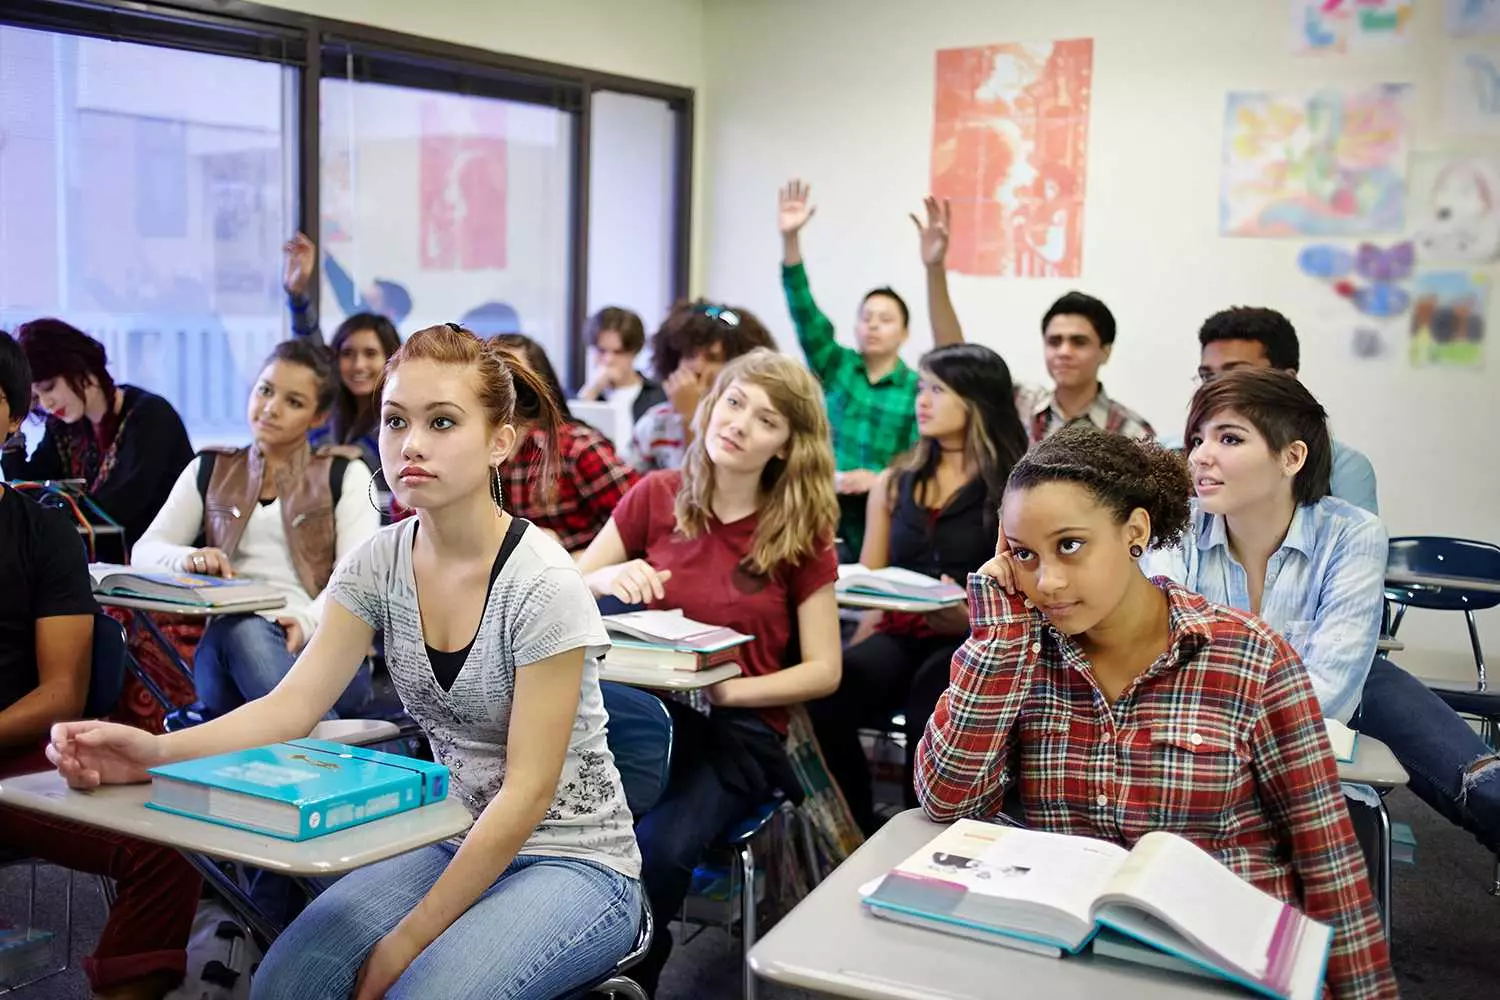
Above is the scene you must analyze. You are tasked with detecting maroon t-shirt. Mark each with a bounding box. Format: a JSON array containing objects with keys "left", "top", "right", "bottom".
[{"left": 610, "top": 470, "right": 838, "bottom": 733}]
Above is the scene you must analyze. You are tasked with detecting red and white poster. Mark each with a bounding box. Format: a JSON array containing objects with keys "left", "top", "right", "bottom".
[
  {"left": 419, "top": 98, "right": 509, "bottom": 271},
  {"left": 931, "top": 39, "right": 1093, "bottom": 278}
]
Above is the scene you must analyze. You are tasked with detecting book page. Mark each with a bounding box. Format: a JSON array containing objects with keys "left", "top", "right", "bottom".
[
  {"left": 1098, "top": 832, "right": 1284, "bottom": 979},
  {"left": 1324, "top": 719, "right": 1356, "bottom": 762},
  {"left": 602, "top": 609, "right": 698, "bottom": 641}
]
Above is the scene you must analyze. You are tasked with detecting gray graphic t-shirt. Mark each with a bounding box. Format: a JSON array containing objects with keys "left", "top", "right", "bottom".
[{"left": 327, "top": 517, "right": 641, "bottom": 879}]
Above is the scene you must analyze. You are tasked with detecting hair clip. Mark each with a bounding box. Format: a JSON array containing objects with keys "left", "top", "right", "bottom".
[{"left": 444, "top": 321, "right": 466, "bottom": 333}]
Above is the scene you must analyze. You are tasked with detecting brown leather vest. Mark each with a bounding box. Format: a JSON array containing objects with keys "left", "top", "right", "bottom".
[{"left": 202, "top": 445, "right": 338, "bottom": 598}]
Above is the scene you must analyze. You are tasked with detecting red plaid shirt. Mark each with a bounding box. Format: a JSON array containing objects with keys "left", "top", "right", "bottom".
[
  {"left": 503, "top": 423, "right": 638, "bottom": 552},
  {"left": 916, "top": 574, "right": 1395, "bottom": 1000}
]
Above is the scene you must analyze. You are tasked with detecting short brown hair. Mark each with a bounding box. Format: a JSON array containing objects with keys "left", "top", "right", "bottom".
[
  {"left": 1185, "top": 368, "right": 1331, "bottom": 506},
  {"left": 586, "top": 307, "right": 646, "bottom": 354}
]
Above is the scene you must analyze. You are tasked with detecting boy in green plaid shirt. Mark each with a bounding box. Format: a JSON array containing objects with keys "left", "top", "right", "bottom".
[{"left": 779, "top": 179, "right": 919, "bottom": 557}]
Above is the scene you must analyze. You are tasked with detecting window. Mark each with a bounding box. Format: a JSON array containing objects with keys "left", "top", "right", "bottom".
[{"left": 0, "top": 22, "right": 298, "bottom": 446}]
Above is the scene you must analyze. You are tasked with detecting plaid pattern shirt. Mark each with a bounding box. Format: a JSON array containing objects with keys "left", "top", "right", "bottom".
[
  {"left": 1014, "top": 381, "right": 1155, "bottom": 446},
  {"left": 503, "top": 423, "right": 639, "bottom": 552},
  {"left": 916, "top": 574, "right": 1396, "bottom": 999},
  {"left": 782, "top": 263, "right": 919, "bottom": 472}
]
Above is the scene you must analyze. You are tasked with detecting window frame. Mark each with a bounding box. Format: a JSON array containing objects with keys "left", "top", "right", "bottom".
[{"left": 0, "top": 0, "right": 695, "bottom": 386}]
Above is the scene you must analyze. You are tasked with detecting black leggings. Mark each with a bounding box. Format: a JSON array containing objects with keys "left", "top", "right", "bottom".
[{"left": 808, "top": 631, "right": 963, "bottom": 834}]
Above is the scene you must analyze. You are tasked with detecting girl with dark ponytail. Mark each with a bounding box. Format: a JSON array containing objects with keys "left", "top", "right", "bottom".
[{"left": 914, "top": 423, "right": 1396, "bottom": 999}]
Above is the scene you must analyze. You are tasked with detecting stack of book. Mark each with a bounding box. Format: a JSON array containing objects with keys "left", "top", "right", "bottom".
[
  {"left": 836, "top": 565, "right": 967, "bottom": 611},
  {"left": 146, "top": 739, "right": 450, "bottom": 841},
  {"left": 862, "top": 819, "right": 1332, "bottom": 1000},
  {"left": 601, "top": 610, "right": 753, "bottom": 672},
  {"left": 89, "top": 563, "right": 282, "bottom": 610}
]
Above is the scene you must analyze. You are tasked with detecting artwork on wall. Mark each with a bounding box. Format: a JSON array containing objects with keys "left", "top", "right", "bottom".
[
  {"left": 1410, "top": 153, "right": 1500, "bottom": 261},
  {"left": 1445, "top": 0, "right": 1500, "bottom": 37},
  {"left": 1292, "top": 0, "right": 1414, "bottom": 54},
  {"left": 1298, "top": 240, "right": 1415, "bottom": 315},
  {"left": 1221, "top": 85, "right": 1409, "bottom": 237},
  {"left": 930, "top": 38, "right": 1093, "bottom": 277},
  {"left": 1410, "top": 271, "right": 1489, "bottom": 367},
  {"left": 1443, "top": 50, "right": 1500, "bottom": 135},
  {"left": 418, "top": 98, "right": 509, "bottom": 271}
]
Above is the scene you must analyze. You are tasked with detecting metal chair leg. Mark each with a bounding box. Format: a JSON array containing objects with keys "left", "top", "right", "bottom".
[
  {"left": 1465, "top": 610, "right": 1488, "bottom": 692},
  {"left": 1388, "top": 604, "right": 1407, "bottom": 637},
  {"left": 1374, "top": 794, "right": 1393, "bottom": 936},
  {"left": 740, "top": 842, "right": 756, "bottom": 1000},
  {"left": 1490, "top": 856, "right": 1499, "bottom": 897}
]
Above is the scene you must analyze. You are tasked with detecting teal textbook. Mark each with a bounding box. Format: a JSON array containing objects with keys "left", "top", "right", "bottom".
[{"left": 147, "top": 741, "right": 450, "bottom": 841}]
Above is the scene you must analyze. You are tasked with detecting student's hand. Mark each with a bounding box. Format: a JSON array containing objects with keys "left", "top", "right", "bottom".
[
  {"left": 593, "top": 560, "right": 673, "bottom": 605},
  {"left": 665, "top": 367, "right": 707, "bottom": 422},
  {"left": 703, "top": 676, "right": 747, "bottom": 708},
  {"left": 834, "top": 469, "right": 879, "bottom": 495},
  {"left": 277, "top": 617, "right": 307, "bottom": 654},
  {"left": 353, "top": 926, "right": 425, "bottom": 1000},
  {"left": 910, "top": 195, "right": 951, "bottom": 267},
  {"left": 924, "top": 575, "right": 971, "bottom": 635},
  {"left": 778, "top": 179, "right": 817, "bottom": 235},
  {"left": 579, "top": 370, "right": 616, "bottom": 401},
  {"left": 47, "top": 721, "right": 163, "bottom": 788},
  {"left": 977, "top": 536, "right": 1020, "bottom": 596},
  {"left": 184, "top": 548, "right": 234, "bottom": 579},
  {"left": 282, "top": 231, "right": 316, "bottom": 297}
]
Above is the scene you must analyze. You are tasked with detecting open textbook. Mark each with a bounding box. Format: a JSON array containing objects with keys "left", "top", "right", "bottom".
[
  {"left": 88, "top": 563, "right": 281, "bottom": 609},
  {"left": 836, "top": 565, "right": 966, "bottom": 606},
  {"left": 863, "top": 820, "right": 1331, "bottom": 1000}
]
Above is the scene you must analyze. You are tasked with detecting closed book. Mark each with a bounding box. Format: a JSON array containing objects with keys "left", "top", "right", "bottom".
[
  {"left": 147, "top": 742, "right": 449, "bottom": 841},
  {"left": 602, "top": 610, "right": 753, "bottom": 652},
  {"left": 285, "top": 739, "right": 450, "bottom": 803},
  {"left": 864, "top": 820, "right": 1331, "bottom": 1000},
  {"left": 88, "top": 563, "right": 281, "bottom": 609},
  {"left": 602, "top": 638, "right": 746, "bottom": 672},
  {"left": 836, "top": 565, "right": 966, "bottom": 606}
]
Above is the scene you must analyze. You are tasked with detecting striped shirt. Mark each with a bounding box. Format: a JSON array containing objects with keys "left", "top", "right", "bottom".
[
  {"left": 1014, "top": 381, "right": 1155, "bottom": 446},
  {"left": 916, "top": 574, "right": 1395, "bottom": 999},
  {"left": 1141, "top": 498, "right": 1387, "bottom": 724},
  {"left": 625, "top": 401, "right": 688, "bottom": 474},
  {"left": 781, "top": 262, "right": 919, "bottom": 472}
]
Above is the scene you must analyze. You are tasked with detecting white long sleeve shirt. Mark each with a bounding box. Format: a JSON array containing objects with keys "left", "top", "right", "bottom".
[{"left": 133, "top": 456, "right": 378, "bottom": 638}]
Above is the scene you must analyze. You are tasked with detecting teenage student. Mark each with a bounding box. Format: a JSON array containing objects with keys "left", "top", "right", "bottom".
[
  {"left": 578, "top": 348, "right": 843, "bottom": 992},
  {"left": 575, "top": 306, "right": 668, "bottom": 429},
  {"left": 809, "top": 343, "right": 1028, "bottom": 833},
  {"left": 625, "top": 300, "right": 777, "bottom": 473},
  {"left": 1192, "top": 306, "right": 1379, "bottom": 514},
  {"left": 913, "top": 196, "right": 1154, "bottom": 445},
  {"left": 916, "top": 423, "right": 1396, "bottom": 999},
  {"left": 1145, "top": 368, "right": 1500, "bottom": 855},
  {"left": 133, "top": 340, "right": 378, "bottom": 720},
  {"left": 1, "top": 318, "right": 194, "bottom": 550},
  {"left": 48, "top": 323, "right": 644, "bottom": 1000},
  {"left": 492, "top": 333, "right": 639, "bottom": 554},
  {"left": 779, "top": 179, "right": 919, "bottom": 557},
  {"left": 0, "top": 331, "right": 202, "bottom": 1000}
]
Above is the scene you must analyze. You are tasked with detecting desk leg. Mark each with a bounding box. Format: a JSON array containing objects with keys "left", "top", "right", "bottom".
[
  {"left": 1375, "top": 792, "right": 1393, "bottom": 940},
  {"left": 131, "top": 610, "right": 198, "bottom": 691},
  {"left": 181, "top": 853, "right": 284, "bottom": 949}
]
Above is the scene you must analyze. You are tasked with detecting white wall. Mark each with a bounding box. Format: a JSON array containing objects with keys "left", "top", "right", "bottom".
[{"left": 701, "top": 0, "right": 1500, "bottom": 669}]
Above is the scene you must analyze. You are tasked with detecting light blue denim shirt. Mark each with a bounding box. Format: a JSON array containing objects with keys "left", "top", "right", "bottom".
[{"left": 1141, "top": 497, "right": 1387, "bottom": 722}]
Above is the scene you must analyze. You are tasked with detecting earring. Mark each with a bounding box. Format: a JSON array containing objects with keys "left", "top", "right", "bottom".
[
  {"left": 489, "top": 466, "right": 504, "bottom": 513},
  {"left": 367, "top": 470, "right": 387, "bottom": 512},
  {"left": 1129, "top": 544, "right": 1144, "bottom": 559}
]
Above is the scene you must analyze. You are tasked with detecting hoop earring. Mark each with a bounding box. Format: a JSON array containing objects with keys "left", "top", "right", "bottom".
[
  {"left": 367, "top": 470, "right": 388, "bottom": 512},
  {"left": 489, "top": 466, "right": 504, "bottom": 513},
  {"left": 1129, "top": 544, "right": 1144, "bottom": 559}
]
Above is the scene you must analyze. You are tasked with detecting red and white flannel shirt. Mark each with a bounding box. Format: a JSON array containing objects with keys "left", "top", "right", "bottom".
[
  {"left": 916, "top": 574, "right": 1396, "bottom": 1000},
  {"left": 503, "top": 423, "right": 638, "bottom": 552}
]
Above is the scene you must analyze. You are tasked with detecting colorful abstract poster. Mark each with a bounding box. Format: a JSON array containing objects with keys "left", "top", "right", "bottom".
[
  {"left": 1292, "top": 0, "right": 1414, "bottom": 54},
  {"left": 1410, "top": 271, "right": 1489, "bottom": 367},
  {"left": 1220, "top": 85, "right": 1409, "bottom": 237},
  {"left": 1445, "top": 0, "right": 1500, "bottom": 37},
  {"left": 931, "top": 38, "right": 1092, "bottom": 278},
  {"left": 418, "top": 98, "right": 508, "bottom": 271},
  {"left": 1443, "top": 49, "right": 1500, "bottom": 135},
  {"left": 1410, "top": 153, "right": 1500, "bottom": 262}
]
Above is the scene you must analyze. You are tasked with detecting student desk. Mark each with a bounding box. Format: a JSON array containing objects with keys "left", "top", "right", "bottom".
[
  {"left": 0, "top": 769, "right": 472, "bottom": 945},
  {"left": 748, "top": 809, "right": 1241, "bottom": 1000},
  {"left": 1384, "top": 571, "right": 1500, "bottom": 595},
  {"left": 1338, "top": 735, "right": 1408, "bottom": 934},
  {"left": 597, "top": 662, "right": 741, "bottom": 691}
]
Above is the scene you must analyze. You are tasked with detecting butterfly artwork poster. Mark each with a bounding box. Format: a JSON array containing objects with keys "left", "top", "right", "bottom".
[{"left": 1221, "top": 85, "right": 1410, "bottom": 238}]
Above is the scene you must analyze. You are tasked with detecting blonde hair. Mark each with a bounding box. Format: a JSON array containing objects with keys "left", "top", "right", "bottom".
[{"left": 675, "top": 349, "right": 838, "bottom": 575}]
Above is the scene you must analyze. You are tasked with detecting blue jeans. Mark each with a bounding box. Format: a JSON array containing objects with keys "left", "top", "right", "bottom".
[
  {"left": 193, "top": 614, "right": 371, "bottom": 720},
  {"left": 251, "top": 849, "right": 642, "bottom": 1000},
  {"left": 1356, "top": 656, "right": 1500, "bottom": 854}
]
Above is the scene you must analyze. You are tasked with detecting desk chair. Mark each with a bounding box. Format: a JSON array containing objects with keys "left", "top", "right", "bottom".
[{"left": 0, "top": 613, "right": 128, "bottom": 994}]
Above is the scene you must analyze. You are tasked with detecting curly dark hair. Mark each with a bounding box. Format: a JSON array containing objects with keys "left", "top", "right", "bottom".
[
  {"left": 1006, "top": 423, "right": 1193, "bottom": 547},
  {"left": 649, "top": 300, "right": 777, "bottom": 383},
  {"left": 1198, "top": 306, "right": 1300, "bottom": 371}
]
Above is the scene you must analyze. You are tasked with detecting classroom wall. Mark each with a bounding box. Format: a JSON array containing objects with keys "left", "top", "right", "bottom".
[{"left": 700, "top": 0, "right": 1500, "bottom": 671}]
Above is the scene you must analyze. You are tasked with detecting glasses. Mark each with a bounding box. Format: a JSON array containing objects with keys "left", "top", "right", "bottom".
[{"left": 692, "top": 303, "right": 741, "bottom": 328}]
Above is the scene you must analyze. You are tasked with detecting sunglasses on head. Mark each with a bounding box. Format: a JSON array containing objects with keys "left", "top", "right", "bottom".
[{"left": 692, "top": 303, "right": 741, "bottom": 328}]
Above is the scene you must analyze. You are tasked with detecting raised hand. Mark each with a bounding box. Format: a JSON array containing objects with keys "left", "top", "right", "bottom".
[
  {"left": 47, "top": 721, "right": 164, "bottom": 789},
  {"left": 778, "top": 179, "right": 817, "bottom": 236},
  {"left": 910, "top": 195, "right": 951, "bottom": 267},
  {"left": 282, "top": 232, "right": 317, "bottom": 297}
]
